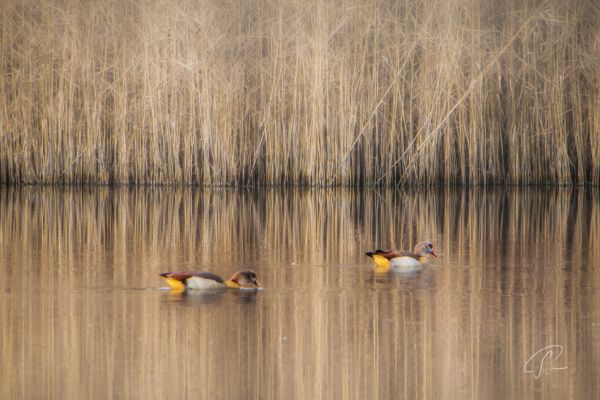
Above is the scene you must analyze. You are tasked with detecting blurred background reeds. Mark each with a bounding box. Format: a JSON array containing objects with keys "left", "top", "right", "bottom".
[{"left": 0, "top": 187, "right": 599, "bottom": 399}]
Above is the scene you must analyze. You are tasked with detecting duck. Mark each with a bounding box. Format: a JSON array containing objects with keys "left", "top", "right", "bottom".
[
  {"left": 365, "top": 241, "right": 437, "bottom": 272},
  {"left": 159, "top": 270, "right": 261, "bottom": 291}
]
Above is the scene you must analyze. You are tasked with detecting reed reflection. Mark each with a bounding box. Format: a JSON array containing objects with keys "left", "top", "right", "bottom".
[{"left": 0, "top": 187, "right": 598, "bottom": 399}]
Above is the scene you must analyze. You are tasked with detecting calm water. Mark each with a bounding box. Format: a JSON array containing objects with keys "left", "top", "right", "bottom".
[{"left": 0, "top": 187, "right": 599, "bottom": 399}]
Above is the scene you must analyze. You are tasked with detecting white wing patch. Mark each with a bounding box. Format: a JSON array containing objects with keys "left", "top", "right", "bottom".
[
  {"left": 390, "top": 256, "right": 422, "bottom": 272},
  {"left": 186, "top": 276, "right": 225, "bottom": 290}
]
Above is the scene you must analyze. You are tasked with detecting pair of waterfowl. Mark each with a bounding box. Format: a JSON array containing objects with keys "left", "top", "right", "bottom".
[{"left": 160, "top": 241, "right": 436, "bottom": 291}]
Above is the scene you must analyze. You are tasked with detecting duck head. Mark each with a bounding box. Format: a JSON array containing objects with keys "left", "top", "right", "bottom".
[
  {"left": 414, "top": 241, "right": 437, "bottom": 257},
  {"left": 228, "top": 270, "right": 261, "bottom": 289}
]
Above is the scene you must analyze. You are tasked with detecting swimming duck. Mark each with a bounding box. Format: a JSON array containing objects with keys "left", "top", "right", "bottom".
[
  {"left": 160, "top": 270, "right": 261, "bottom": 291},
  {"left": 365, "top": 241, "right": 437, "bottom": 272}
]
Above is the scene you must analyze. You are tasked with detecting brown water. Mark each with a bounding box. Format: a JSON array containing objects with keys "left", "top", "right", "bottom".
[{"left": 0, "top": 187, "right": 599, "bottom": 399}]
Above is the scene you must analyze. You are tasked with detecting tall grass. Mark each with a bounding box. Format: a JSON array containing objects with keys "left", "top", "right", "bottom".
[{"left": 0, "top": 0, "right": 599, "bottom": 185}]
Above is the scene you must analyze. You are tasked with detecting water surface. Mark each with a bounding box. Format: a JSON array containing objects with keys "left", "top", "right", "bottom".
[{"left": 0, "top": 187, "right": 598, "bottom": 399}]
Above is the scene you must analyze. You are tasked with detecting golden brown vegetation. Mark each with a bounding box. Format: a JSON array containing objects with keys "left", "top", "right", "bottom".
[{"left": 0, "top": 0, "right": 599, "bottom": 185}]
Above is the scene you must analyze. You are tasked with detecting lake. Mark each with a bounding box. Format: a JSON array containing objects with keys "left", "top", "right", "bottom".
[{"left": 0, "top": 187, "right": 598, "bottom": 399}]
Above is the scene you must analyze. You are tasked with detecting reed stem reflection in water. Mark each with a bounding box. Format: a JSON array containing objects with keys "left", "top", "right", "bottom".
[{"left": 0, "top": 187, "right": 598, "bottom": 399}]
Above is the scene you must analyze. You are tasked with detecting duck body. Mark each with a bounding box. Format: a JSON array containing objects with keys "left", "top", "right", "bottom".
[
  {"left": 160, "top": 270, "right": 260, "bottom": 291},
  {"left": 186, "top": 276, "right": 226, "bottom": 289},
  {"left": 390, "top": 255, "right": 422, "bottom": 272},
  {"left": 366, "top": 241, "right": 436, "bottom": 273}
]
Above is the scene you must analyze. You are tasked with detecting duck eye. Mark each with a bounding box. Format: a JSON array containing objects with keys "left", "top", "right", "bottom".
[{"left": 428, "top": 243, "right": 433, "bottom": 248}]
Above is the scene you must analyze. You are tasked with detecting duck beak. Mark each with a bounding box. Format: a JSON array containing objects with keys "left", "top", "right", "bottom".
[
  {"left": 242, "top": 281, "right": 261, "bottom": 290},
  {"left": 431, "top": 250, "right": 437, "bottom": 257}
]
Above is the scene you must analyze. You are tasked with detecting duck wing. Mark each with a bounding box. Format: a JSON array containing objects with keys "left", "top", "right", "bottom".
[
  {"left": 389, "top": 251, "right": 421, "bottom": 261},
  {"left": 366, "top": 249, "right": 420, "bottom": 260},
  {"left": 191, "top": 272, "right": 225, "bottom": 284},
  {"left": 160, "top": 271, "right": 225, "bottom": 284},
  {"left": 160, "top": 272, "right": 193, "bottom": 282}
]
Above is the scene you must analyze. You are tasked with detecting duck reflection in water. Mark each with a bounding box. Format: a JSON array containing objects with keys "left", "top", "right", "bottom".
[{"left": 162, "top": 287, "right": 260, "bottom": 305}]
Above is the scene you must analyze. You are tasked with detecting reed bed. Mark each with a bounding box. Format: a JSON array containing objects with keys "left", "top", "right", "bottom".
[{"left": 0, "top": 0, "right": 599, "bottom": 185}]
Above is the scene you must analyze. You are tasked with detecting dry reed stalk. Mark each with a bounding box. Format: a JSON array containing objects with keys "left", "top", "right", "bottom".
[{"left": 0, "top": 0, "right": 598, "bottom": 186}]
